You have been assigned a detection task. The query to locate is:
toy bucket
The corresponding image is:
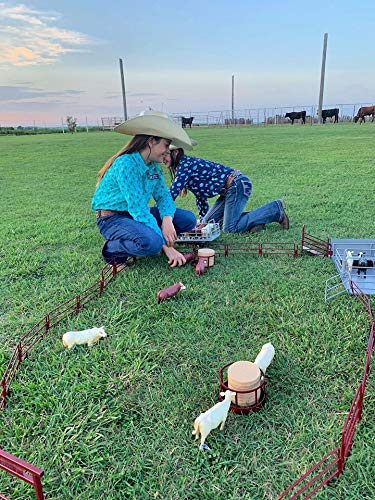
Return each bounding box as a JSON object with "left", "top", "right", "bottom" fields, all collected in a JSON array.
[{"left": 197, "top": 248, "right": 215, "bottom": 268}]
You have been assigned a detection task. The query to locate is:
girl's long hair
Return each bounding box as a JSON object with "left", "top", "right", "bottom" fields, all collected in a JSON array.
[
  {"left": 97, "top": 134, "right": 161, "bottom": 184},
  {"left": 168, "top": 148, "right": 188, "bottom": 197}
]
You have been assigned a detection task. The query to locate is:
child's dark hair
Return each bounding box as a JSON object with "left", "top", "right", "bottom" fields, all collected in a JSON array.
[{"left": 168, "top": 148, "right": 188, "bottom": 197}]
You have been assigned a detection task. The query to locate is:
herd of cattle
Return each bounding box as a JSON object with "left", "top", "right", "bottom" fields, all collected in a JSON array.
[
  {"left": 285, "top": 106, "right": 375, "bottom": 124},
  {"left": 285, "top": 108, "right": 340, "bottom": 124},
  {"left": 181, "top": 105, "right": 375, "bottom": 127}
]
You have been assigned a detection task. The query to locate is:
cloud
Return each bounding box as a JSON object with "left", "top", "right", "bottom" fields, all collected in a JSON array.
[
  {"left": 0, "top": 3, "right": 94, "bottom": 67},
  {"left": 128, "top": 92, "right": 162, "bottom": 98},
  {"left": 0, "top": 85, "right": 85, "bottom": 103},
  {"left": 103, "top": 91, "right": 121, "bottom": 100}
]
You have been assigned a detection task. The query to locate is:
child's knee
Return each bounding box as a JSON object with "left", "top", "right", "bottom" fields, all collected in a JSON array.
[
  {"left": 185, "top": 210, "right": 197, "bottom": 230},
  {"left": 175, "top": 209, "right": 196, "bottom": 232},
  {"left": 222, "top": 223, "right": 237, "bottom": 234}
]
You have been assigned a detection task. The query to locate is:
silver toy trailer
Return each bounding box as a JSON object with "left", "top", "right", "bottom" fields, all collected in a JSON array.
[{"left": 325, "top": 238, "right": 375, "bottom": 301}]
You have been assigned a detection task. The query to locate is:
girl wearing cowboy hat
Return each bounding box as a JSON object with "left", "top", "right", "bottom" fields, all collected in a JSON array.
[
  {"left": 164, "top": 147, "right": 289, "bottom": 233},
  {"left": 92, "top": 112, "right": 196, "bottom": 267}
]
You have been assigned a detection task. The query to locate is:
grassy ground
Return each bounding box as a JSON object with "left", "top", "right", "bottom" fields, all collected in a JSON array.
[{"left": 0, "top": 124, "right": 374, "bottom": 499}]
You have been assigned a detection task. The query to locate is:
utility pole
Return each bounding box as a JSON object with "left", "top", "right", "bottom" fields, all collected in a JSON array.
[
  {"left": 231, "top": 75, "right": 234, "bottom": 122},
  {"left": 119, "top": 58, "right": 128, "bottom": 121},
  {"left": 317, "top": 33, "right": 328, "bottom": 124}
]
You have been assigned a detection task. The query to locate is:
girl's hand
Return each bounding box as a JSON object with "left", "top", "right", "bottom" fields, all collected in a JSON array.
[
  {"left": 161, "top": 216, "right": 177, "bottom": 247},
  {"left": 162, "top": 246, "right": 187, "bottom": 267}
]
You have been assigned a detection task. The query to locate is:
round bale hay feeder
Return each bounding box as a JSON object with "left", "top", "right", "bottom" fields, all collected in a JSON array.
[{"left": 219, "top": 361, "right": 266, "bottom": 414}]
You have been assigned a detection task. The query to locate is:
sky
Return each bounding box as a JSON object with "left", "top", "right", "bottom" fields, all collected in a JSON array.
[{"left": 0, "top": 0, "right": 374, "bottom": 126}]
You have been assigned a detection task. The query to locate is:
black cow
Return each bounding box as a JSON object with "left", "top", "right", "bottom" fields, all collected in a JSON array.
[
  {"left": 181, "top": 116, "right": 194, "bottom": 128},
  {"left": 285, "top": 111, "right": 306, "bottom": 124},
  {"left": 321, "top": 108, "right": 339, "bottom": 123}
]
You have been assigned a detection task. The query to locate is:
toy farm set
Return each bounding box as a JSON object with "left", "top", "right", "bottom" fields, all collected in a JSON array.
[{"left": 1, "top": 225, "right": 374, "bottom": 499}]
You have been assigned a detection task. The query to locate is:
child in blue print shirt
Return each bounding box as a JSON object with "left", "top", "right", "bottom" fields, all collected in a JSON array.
[{"left": 164, "top": 147, "right": 289, "bottom": 233}]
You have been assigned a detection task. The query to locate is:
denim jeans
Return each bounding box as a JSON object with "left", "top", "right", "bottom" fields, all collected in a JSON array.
[
  {"left": 201, "top": 174, "right": 283, "bottom": 233},
  {"left": 97, "top": 207, "right": 196, "bottom": 264}
]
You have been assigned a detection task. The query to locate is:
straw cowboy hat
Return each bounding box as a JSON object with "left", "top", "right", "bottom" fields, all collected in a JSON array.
[
  {"left": 169, "top": 138, "right": 198, "bottom": 150},
  {"left": 114, "top": 111, "right": 194, "bottom": 150}
]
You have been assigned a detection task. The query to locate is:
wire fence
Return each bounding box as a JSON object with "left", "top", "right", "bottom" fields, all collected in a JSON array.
[
  {"left": 170, "top": 102, "right": 375, "bottom": 126},
  {"left": 0, "top": 102, "right": 374, "bottom": 134}
]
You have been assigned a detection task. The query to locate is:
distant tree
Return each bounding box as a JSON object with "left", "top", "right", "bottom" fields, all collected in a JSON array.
[{"left": 66, "top": 116, "right": 77, "bottom": 133}]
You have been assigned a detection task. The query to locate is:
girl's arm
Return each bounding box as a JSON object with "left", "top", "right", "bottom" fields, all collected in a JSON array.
[
  {"left": 196, "top": 196, "right": 209, "bottom": 219},
  {"left": 169, "top": 168, "right": 190, "bottom": 200}
]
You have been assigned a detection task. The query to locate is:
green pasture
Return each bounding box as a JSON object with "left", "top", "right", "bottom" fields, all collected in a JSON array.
[{"left": 0, "top": 124, "right": 374, "bottom": 499}]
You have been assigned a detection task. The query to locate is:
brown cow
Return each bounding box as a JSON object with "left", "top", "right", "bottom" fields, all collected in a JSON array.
[{"left": 354, "top": 106, "right": 375, "bottom": 123}]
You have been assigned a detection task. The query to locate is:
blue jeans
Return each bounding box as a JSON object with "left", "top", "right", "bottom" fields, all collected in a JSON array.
[
  {"left": 97, "top": 207, "right": 196, "bottom": 264},
  {"left": 201, "top": 175, "right": 284, "bottom": 233}
]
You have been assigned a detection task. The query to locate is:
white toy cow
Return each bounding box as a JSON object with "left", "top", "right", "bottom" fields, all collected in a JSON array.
[
  {"left": 346, "top": 250, "right": 354, "bottom": 273},
  {"left": 254, "top": 342, "right": 275, "bottom": 374},
  {"left": 62, "top": 326, "right": 107, "bottom": 349},
  {"left": 192, "top": 389, "right": 236, "bottom": 450}
]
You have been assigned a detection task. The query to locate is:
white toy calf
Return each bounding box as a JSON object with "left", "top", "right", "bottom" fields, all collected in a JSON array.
[
  {"left": 346, "top": 250, "right": 354, "bottom": 273},
  {"left": 62, "top": 326, "right": 106, "bottom": 349},
  {"left": 254, "top": 342, "right": 275, "bottom": 374},
  {"left": 192, "top": 389, "right": 236, "bottom": 450}
]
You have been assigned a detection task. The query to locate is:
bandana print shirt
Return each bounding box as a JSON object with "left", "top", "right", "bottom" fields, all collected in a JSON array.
[{"left": 169, "top": 155, "right": 234, "bottom": 217}]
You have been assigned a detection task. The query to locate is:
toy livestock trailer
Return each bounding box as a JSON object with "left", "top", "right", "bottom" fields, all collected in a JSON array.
[{"left": 325, "top": 238, "right": 375, "bottom": 301}]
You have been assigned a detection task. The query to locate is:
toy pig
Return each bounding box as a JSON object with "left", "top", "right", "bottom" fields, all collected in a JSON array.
[
  {"left": 157, "top": 282, "right": 186, "bottom": 303},
  {"left": 182, "top": 252, "right": 196, "bottom": 264},
  {"left": 195, "top": 257, "right": 206, "bottom": 276},
  {"left": 62, "top": 326, "right": 106, "bottom": 349}
]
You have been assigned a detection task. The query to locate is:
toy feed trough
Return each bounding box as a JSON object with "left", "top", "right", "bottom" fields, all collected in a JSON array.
[
  {"left": 175, "top": 221, "right": 220, "bottom": 243},
  {"left": 219, "top": 361, "right": 266, "bottom": 414}
]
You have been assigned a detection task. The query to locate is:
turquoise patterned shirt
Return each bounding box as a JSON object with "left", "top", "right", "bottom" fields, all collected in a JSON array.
[{"left": 92, "top": 152, "right": 176, "bottom": 239}]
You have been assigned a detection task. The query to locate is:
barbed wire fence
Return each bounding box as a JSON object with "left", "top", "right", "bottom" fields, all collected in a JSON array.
[{"left": 0, "top": 102, "right": 374, "bottom": 133}]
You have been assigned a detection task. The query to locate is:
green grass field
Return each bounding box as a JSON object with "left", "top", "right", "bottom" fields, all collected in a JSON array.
[{"left": 1, "top": 124, "right": 374, "bottom": 499}]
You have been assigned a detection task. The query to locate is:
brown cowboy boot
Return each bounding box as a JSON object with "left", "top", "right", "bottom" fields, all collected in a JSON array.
[
  {"left": 249, "top": 224, "right": 265, "bottom": 233},
  {"left": 279, "top": 200, "right": 290, "bottom": 230}
]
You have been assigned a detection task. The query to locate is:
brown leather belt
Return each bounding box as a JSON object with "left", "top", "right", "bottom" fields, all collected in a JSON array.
[
  {"left": 96, "top": 209, "right": 129, "bottom": 219},
  {"left": 224, "top": 174, "right": 235, "bottom": 189},
  {"left": 220, "top": 170, "right": 242, "bottom": 195}
]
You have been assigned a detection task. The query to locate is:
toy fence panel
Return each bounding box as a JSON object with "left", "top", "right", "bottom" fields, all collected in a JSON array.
[{"left": 0, "top": 449, "right": 44, "bottom": 499}]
